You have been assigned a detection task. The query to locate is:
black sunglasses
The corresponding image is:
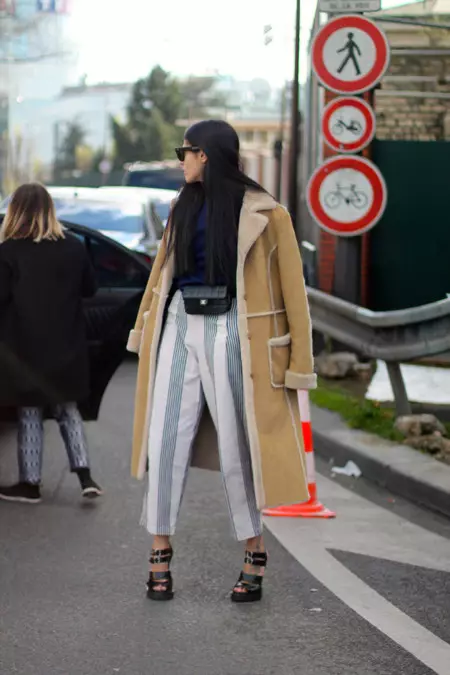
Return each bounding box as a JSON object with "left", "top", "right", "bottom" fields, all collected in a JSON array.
[{"left": 175, "top": 146, "right": 201, "bottom": 162}]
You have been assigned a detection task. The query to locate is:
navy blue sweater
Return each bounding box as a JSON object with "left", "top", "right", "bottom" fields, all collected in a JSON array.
[{"left": 174, "top": 203, "right": 207, "bottom": 289}]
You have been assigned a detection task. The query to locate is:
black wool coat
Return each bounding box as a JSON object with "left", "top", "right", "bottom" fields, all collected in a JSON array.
[{"left": 0, "top": 233, "right": 97, "bottom": 407}]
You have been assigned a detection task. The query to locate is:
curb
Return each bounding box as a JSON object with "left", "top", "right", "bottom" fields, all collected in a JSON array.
[{"left": 311, "top": 406, "right": 450, "bottom": 519}]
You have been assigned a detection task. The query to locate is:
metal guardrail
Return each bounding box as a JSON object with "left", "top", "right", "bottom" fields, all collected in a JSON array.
[{"left": 306, "top": 286, "right": 450, "bottom": 416}]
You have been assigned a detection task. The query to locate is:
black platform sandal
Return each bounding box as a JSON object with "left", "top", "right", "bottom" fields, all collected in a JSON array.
[
  {"left": 147, "top": 547, "right": 174, "bottom": 601},
  {"left": 231, "top": 550, "right": 268, "bottom": 603}
]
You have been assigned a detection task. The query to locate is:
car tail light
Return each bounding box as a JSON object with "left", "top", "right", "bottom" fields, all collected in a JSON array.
[{"left": 138, "top": 252, "right": 154, "bottom": 266}]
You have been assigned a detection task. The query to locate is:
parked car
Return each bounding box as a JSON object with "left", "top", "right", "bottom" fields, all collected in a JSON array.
[
  {"left": 0, "top": 218, "right": 150, "bottom": 421},
  {"left": 0, "top": 189, "right": 164, "bottom": 264},
  {"left": 122, "top": 161, "right": 184, "bottom": 191},
  {"left": 98, "top": 185, "right": 177, "bottom": 227}
]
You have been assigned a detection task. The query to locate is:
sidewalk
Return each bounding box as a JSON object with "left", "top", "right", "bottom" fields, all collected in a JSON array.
[{"left": 311, "top": 404, "right": 450, "bottom": 519}]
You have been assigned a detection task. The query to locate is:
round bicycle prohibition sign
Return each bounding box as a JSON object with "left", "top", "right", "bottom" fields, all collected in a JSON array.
[
  {"left": 312, "top": 14, "right": 390, "bottom": 94},
  {"left": 306, "top": 155, "right": 387, "bottom": 237},
  {"left": 322, "top": 96, "right": 376, "bottom": 153}
]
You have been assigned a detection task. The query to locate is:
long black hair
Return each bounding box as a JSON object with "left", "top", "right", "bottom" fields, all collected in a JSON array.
[{"left": 167, "top": 119, "right": 267, "bottom": 289}]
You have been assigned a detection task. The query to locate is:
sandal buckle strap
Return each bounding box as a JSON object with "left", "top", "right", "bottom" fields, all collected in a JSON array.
[
  {"left": 244, "top": 550, "right": 267, "bottom": 567},
  {"left": 149, "top": 547, "right": 173, "bottom": 565}
]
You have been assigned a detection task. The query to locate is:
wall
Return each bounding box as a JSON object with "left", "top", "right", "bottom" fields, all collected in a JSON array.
[
  {"left": 376, "top": 9, "right": 450, "bottom": 141},
  {"left": 376, "top": 53, "right": 450, "bottom": 141}
]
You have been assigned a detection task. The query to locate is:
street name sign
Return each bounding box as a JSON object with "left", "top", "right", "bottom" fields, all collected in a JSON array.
[
  {"left": 312, "top": 14, "right": 390, "bottom": 94},
  {"left": 322, "top": 96, "right": 376, "bottom": 153},
  {"left": 306, "top": 155, "right": 387, "bottom": 236},
  {"left": 319, "top": 1, "right": 381, "bottom": 12}
]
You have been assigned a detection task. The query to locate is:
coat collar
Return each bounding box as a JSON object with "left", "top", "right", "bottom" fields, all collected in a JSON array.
[{"left": 238, "top": 190, "right": 278, "bottom": 262}]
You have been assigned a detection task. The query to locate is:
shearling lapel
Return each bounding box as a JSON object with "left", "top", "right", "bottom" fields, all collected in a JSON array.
[{"left": 238, "top": 190, "right": 277, "bottom": 263}]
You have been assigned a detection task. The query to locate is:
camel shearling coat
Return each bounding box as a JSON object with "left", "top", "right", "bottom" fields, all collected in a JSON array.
[{"left": 127, "top": 190, "right": 317, "bottom": 510}]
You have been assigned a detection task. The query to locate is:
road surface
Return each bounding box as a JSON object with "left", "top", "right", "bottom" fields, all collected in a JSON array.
[{"left": 0, "top": 359, "right": 449, "bottom": 675}]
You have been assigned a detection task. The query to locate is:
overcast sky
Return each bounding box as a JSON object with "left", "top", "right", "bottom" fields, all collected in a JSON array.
[{"left": 69, "top": 0, "right": 423, "bottom": 85}]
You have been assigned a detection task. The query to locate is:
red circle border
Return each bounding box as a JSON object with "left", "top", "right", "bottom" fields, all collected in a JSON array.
[
  {"left": 322, "top": 96, "right": 376, "bottom": 153},
  {"left": 307, "top": 156, "right": 387, "bottom": 236},
  {"left": 312, "top": 15, "right": 390, "bottom": 94}
]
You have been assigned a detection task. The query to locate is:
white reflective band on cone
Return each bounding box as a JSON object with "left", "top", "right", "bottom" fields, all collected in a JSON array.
[
  {"left": 306, "top": 452, "right": 316, "bottom": 484},
  {"left": 298, "top": 389, "right": 311, "bottom": 422}
]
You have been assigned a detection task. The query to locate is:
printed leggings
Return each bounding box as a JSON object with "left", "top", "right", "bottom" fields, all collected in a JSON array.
[{"left": 18, "top": 403, "right": 90, "bottom": 485}]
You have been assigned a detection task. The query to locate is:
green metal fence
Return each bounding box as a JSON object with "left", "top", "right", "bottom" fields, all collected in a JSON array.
[{"left": 370, "top": 140, "right": 450, "bottom": 311}]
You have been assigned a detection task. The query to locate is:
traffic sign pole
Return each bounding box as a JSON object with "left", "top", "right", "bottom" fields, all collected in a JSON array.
[{"left": 333, "top": 89, "right": 375, "bottom": 304}]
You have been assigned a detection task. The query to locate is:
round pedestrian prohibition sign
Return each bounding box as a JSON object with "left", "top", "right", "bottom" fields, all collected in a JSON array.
[
  {"left": 312, "top": 14, "right": 390, "bottom": 94},
  {"left": 322, "top": 96, "right": 376, "bottom": 153},
  {"left": 307, "top": 155, "right": 387, "bottom": 236}
]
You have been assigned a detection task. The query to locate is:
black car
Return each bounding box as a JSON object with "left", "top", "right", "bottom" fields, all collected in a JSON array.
[{"left": 0, "top": 221, "right": 151, "bottom": 422}]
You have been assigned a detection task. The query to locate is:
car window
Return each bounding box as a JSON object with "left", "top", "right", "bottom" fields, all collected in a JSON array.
[
  {"left": 54, "top": 199, "right": 145, "bottom": 234},
  {"left": 125, "top": 171, "right": 183, "bottom": 191},
  {"left": 79, "top": 232, "right": 149, "bottom": 289},
  {"left": 150, "top": 203, "right": 166, "bottom": 237},
  {"left": 0, "top": 196, "right": 10, "bottom": 211},
  {"left": 152, "top": 200, "right": 170, "bottom": 227}
]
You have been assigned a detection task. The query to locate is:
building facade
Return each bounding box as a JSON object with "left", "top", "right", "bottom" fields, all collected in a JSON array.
[{"left": 376, "top": 1, "right": 450, "bottom": 141}]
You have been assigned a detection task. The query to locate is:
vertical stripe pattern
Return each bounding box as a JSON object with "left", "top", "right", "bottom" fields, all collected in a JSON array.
[
  {"left": 226, "top": 302, "right": 262, "bottom": 534},
  {"left": 144, "top": 291, "right": 262, "bottom": 541}
]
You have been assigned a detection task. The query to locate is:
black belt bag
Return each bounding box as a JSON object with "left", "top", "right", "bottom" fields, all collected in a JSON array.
[{"left": 181, "top": 285, "right": 231, "bottom": 315}]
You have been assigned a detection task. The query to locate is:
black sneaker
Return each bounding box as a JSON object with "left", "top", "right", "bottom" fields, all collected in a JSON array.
[
  {"left": 0, "top": 482, "right": 41, "bottom": 504},
  {"left": 81, "top": 478, "right": 103, "bottom": 499}
]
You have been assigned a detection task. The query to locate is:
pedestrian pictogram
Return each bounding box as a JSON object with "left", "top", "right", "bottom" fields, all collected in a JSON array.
[
  {"left": 306, "top": 155, "right": 387, "bottom": 237},
  {"left": 337, "top": 32, "right": 362, "bottom": 75},
  {"left": 312, "top": 14, "right": 390, "bottom": 94},
  {"left": 322, "top": 96, "right": 376, "bottom": 153}
]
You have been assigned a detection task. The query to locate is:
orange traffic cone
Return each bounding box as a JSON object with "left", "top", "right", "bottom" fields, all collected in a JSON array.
[{"left": 263, "top": 390, "right": 336, "bottom": 519}]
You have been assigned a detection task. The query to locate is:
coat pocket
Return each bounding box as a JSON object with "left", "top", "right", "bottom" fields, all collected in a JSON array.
[{"left": 268, "top": 333, "right": 291, "bottom": 388}]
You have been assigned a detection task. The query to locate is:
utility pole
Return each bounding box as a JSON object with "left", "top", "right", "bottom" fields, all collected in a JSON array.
[
  {"left": 263, "top": 23, "right": 287, "bottom": 202},
  {"left": 274, "top": 83, "right": 287, "bottom": 202},
  {"left": 288, "top": 0, "right": 301, "bottom": 228}
]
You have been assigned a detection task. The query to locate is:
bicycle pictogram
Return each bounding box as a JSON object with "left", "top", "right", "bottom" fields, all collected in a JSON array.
[
  {"left": 324, "top": 184, "right": 368, "bottom": 210},
  {"left": 332, "top": 116, "right": 363, "bottom": 137}
]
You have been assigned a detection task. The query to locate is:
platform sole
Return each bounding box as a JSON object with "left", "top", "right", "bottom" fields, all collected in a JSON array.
[{"left": 231, "top": 589, "right": 263, "bottom": 603}]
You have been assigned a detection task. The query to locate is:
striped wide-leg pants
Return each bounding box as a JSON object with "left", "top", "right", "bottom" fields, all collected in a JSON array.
[{"left": 142, "top": 291, "right": 262, "bottom": 542}]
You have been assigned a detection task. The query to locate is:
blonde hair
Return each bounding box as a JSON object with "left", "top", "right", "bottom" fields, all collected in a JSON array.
[{"left": 1, "top": 182, "right": 65, "bottom": 243}]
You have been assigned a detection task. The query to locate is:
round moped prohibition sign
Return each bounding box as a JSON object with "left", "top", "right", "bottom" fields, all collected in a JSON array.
[{"left": 322, "top": 96, "right": 376, "bottom": 153}]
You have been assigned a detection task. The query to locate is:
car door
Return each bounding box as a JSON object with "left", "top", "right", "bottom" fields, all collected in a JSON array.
[{"left": 66, "top": 223, "right": 151, "bottom": 421}]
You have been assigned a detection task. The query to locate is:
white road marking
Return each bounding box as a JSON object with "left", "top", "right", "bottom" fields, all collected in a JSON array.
[{"left": 264, "top": 473, "right": 450, "bottom": 675}]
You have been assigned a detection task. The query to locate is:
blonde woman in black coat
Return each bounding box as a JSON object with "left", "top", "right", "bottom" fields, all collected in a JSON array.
[{"left": 0, "top": 183, "right": 102, "bottom": 504}]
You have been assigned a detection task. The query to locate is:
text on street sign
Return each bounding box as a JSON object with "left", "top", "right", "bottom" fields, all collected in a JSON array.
[{"left": 319, "top": 1, "right": 381, "bottom": 12}]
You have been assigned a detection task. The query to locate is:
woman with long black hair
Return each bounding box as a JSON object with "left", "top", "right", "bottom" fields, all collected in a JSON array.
[{"left": 128, "top": 120, "right": 316, "bottom": 602}]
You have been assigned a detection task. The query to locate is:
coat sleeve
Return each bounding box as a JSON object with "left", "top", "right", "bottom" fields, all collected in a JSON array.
[
  {"left": 275, "top": 207, "right": 317, "bottom": 390},
  {"left": 0, "top": 246, "right": 12, "bottom": 306},
  {"left": 82, "top": 251, "right": 98, "bottom": 298},
  {"left": 126, "top": 236, "right": 167, "bottom": 354}
]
